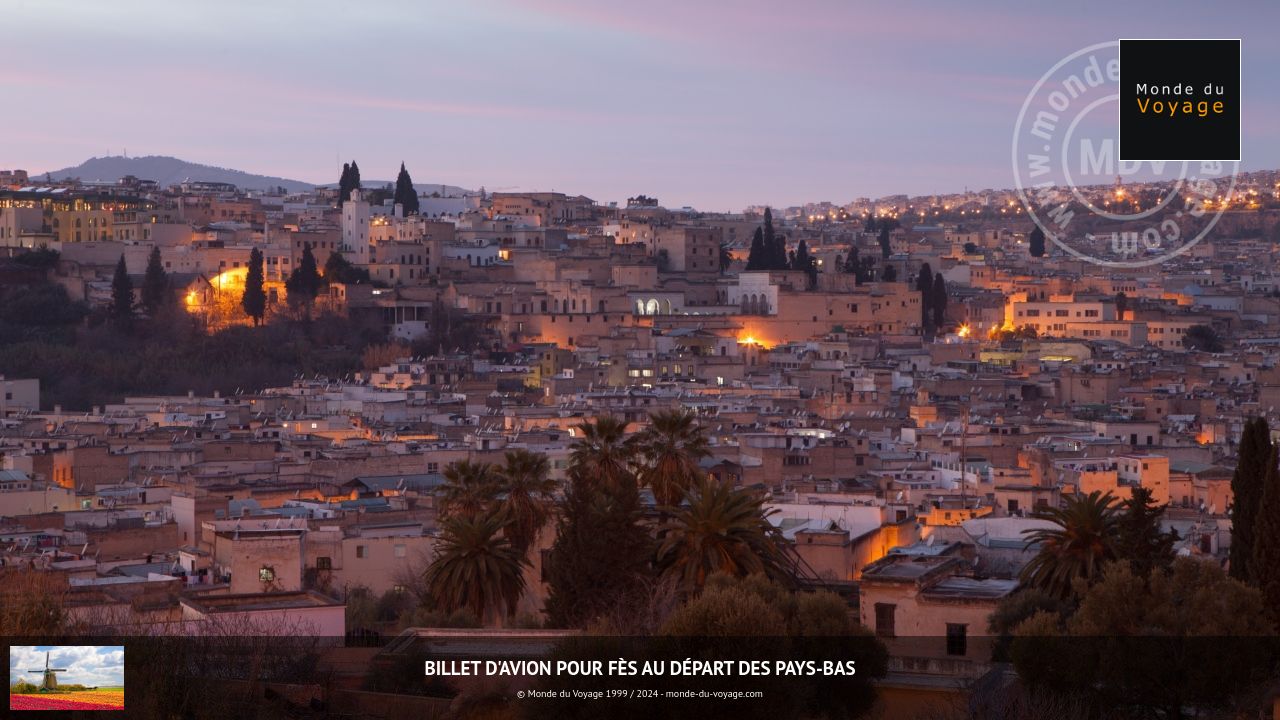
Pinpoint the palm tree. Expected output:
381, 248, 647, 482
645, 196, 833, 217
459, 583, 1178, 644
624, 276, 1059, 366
568, 416, 637, 496
438, 460, 499, 519
425, 510, 528, 622
495, 448, 557, 553
656, 478, 788, 593
1020, 490, 1121, 599
636, 409, 710, 508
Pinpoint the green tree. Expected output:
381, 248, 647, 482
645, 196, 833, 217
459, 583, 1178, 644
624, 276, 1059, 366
635, 409, 709, 508
338, 160, 362, 203
424, 510, 528, 622
285, 242, 323, 306
931, 273, 948, 328
718, 243, 733, 273
763, 207, 785, 270
109, 254, 133, 322
438, 460, 499, 520
141, 246, 169, 314
1252, 443, 1280, 617
1020, 491, 1120, 599
323, 250, 371, 285
1029, 225, 1046, 257
1114, 486, 1177, 578
544, 471, 653, 628
495, 448, 557, 554
878, 224, 891, 259
393, 162, 419, 215
656, 478, 789, 594
963, 241, 978, 254
1231, 416, 1271, 582
241, 247, 266, 326
1011, 560, 1276, 719
916, 263, 934, 330
881, 263, 897, 282
1183, 324, 1224, 352
1115, 291, 1128, 318
745, 227, 766, 271
567, 416, 637, 496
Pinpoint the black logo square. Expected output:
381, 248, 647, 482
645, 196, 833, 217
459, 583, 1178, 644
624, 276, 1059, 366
1119, 39, 1240, 161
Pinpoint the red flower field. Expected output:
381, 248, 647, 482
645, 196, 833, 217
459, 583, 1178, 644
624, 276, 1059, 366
10, 688, 125, 711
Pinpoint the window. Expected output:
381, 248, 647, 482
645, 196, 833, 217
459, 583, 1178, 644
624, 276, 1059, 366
946, 623, 968, 656
259, 566, 276, 583
356, 545, 366, 559
394, 544, 406, 558
316, 556, 332, 570
874, 603, 896, 637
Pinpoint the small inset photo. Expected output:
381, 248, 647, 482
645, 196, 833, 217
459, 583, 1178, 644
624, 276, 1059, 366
8, 646, 125, 712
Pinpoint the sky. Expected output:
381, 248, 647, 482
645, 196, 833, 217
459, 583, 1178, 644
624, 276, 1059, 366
3, 0, 1277, 210
9, 645, 125, 687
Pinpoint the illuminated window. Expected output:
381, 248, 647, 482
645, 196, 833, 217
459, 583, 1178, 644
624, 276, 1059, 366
259, 566, 275, 582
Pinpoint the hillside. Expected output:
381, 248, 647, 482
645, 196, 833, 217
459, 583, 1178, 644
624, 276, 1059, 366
42, 155, 473, 196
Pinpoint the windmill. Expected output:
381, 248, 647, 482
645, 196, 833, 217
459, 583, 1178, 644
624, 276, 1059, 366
28, 651, 68, 690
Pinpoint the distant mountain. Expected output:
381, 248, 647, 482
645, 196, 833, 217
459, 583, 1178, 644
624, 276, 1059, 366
42, 155, 473, 197
43, 155, 315, 193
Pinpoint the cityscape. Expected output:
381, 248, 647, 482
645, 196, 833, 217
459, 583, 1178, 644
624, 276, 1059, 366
5, 2, 1280, 719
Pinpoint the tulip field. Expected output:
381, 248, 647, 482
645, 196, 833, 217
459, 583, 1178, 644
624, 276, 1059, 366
10, 688, 125, 711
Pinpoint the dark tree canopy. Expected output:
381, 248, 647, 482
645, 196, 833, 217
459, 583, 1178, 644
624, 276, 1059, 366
285, 242, 323, 305
543, 473, 653, 629
1230, 417, 1270, 583
241, 247, 266, 326
745, 227, 766, 271
109, 254, 133, 322
744, 209, 790, 271
1115, 486, 1177, 578
1252, 443, 1280, 618
141, 246, 169, 314
1029, 225, 1046, 257
338, 160, 362, 203
323, 250, 372, 285
931, 274, 947, 327
1183, 324, 1224, 353
393, 162, 419, 215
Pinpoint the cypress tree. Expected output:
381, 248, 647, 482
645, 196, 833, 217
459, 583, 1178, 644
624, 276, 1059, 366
242, 247, 266, 326
1231, 416, 1272, 582
141, 246, 169, 314
109, 254, 133, 321
746, 227, 765, 271
917, 263, 934, 330
393, 162, 420, 215
1253, 443, 1280, 616
763, 208, 784, 270
349, 160, 361, 195
878, 225, 891, 259
931, 274, 948, 327
338, 162, 352, 203
285, 242, 323, 306
882, 263, 898, 282
1029, 225, 1046, 257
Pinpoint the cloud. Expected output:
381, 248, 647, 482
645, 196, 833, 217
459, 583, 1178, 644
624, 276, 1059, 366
9, 645, 125, 688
